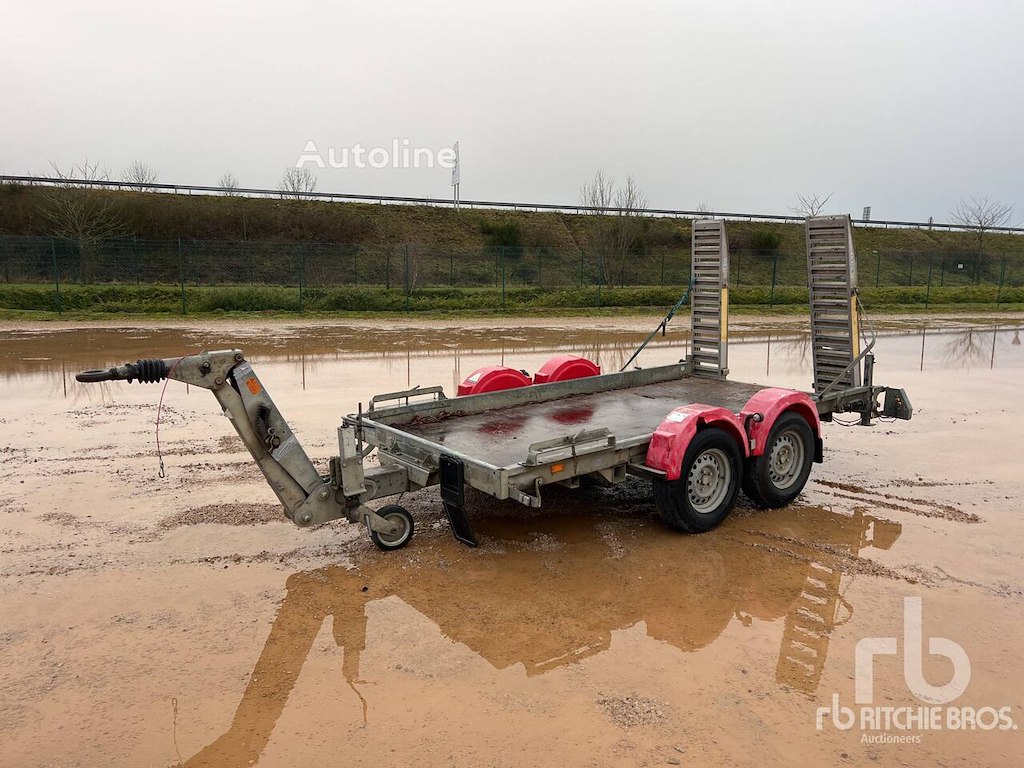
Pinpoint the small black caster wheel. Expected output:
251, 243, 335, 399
367, 505, 414, 551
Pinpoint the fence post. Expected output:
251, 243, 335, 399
908, 254, 914, 286
939, 258, 946, 287
298, 244, 305, 313
50, 237, 62, 316
925, 255, 933, 309
769, 251, 778, 307
449, 250, 454, 286
875, 251, 882, 287
500, 248, 506, 310
178, 238, 186, 315
579, 250, 584, 288
996, 255, 1006, 307
404, 243, 410, 311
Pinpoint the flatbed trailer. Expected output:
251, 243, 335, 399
77, 215, 912, 550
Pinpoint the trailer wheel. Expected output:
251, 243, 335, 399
742, 411, 814, 508
368, 505, 415, 551
653, 427, 742, 533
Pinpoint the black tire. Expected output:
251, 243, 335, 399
653, 427, 743, 533
368, 504, 415, 551
742, 411, 814, 508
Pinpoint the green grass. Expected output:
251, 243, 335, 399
1, 282, 1022, 318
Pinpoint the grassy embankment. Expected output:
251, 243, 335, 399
1, 183, 1021, 317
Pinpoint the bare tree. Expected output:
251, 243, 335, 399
41, 160, 129, 239
695, 201, 713, 218
612, 175, 648, 285
40, 159, 131, 282
949, 196, 1014, 253
120, 161, 159, 191
219, 172, 240, 196
48, 158, 111, 187
278, 167, 318, 199
789, 192, 834, 217
579, 170, 649, 286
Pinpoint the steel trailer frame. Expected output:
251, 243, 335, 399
76, 216, 912, 550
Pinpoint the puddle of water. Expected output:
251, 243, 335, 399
181, 502, 900, 766
1, 317, 1022, 767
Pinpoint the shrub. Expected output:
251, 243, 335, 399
751, 229, 782, 254
480, 220, 522, 249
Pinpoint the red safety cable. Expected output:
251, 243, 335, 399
155, 356, 186, 478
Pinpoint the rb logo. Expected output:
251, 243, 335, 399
855, 596, 971, 704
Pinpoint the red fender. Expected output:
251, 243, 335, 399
646, 404, 748, 481
533, 355, 601, 385
739, 388, 821, 458
457, 366, 532, 396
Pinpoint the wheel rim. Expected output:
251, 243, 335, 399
376, 513, 410, 546
768, 429, 805, 490
686, 447, 732, 514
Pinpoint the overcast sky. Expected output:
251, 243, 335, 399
2, 1, 1021, 222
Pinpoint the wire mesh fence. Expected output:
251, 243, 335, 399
0, 234, 1021, 313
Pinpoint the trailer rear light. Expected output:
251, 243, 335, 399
550, 462, 565, 474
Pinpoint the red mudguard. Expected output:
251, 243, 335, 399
457, 366, 532, 396
739, 388, 821, 458
646, 404, 748, 481
532, 355, 601, 385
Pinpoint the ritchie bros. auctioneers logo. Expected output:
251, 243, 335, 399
816, 597, 1016, 744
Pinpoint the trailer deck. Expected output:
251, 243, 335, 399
401, 376, 768, 468
74, 215, 913, 551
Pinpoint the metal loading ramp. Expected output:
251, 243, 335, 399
806, 215, 861, 394
691, 219, 730, 378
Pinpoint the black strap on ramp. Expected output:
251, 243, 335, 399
440, 454, 478, 547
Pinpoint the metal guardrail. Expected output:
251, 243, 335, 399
2, 174, 1022, 236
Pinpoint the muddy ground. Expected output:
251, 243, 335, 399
1, 314, 1022, 767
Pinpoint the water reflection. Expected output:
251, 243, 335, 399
942, 327, 993, 369
182, 503, 900, 768
905, 325, 1021, 371
2, 324, 1021, 401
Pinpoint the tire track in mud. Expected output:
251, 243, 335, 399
720, 527, 910, 583
158, 503, 284, 529
723, 521, 1017, 598
2, 496, 364, 577
812, 479, 982, 524
3, 532, 361, 577
902, 564, 1022, 599
888, 477, 995, 489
